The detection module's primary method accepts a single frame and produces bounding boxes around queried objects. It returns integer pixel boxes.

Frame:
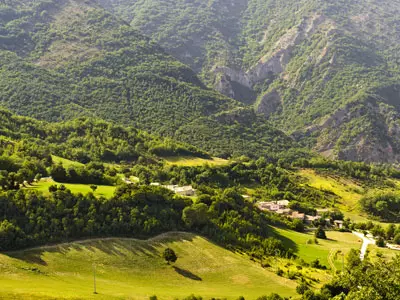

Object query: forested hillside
[100,0,400,163]
[0,0,305,159]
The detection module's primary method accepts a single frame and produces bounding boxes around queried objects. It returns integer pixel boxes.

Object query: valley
[1,0,400,299]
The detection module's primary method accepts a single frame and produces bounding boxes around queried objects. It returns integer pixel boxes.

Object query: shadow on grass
[4,232,196,266]
[268,226,299,254]
[173,266,202,281]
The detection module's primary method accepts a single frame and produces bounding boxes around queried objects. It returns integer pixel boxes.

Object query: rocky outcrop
[256,89,282,118]
[213,14,328,99]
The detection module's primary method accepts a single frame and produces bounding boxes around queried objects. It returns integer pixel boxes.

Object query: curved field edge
[0,232,297,300]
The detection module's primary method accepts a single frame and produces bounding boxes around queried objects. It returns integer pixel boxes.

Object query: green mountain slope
[0,0,303,159]
[99,0,400,163]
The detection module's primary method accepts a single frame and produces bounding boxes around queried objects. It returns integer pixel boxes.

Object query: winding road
[352,231,375,260]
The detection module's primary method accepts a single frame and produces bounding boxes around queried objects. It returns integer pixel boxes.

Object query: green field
[0,233,297,300]
[273,228,361,271]
[52,155,85,168]
[27,180,116,198]
[163,156,230,167]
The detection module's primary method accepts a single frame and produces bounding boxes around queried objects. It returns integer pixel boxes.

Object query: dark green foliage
[310,259,327,270]
[297,282,310,295]
[360,192,400,222]
[346,249,361,269]
[375,237,385,248]
[314,226,327,240]
[162,248,178,264]
[256,294,284,300]
[321,256,400,300]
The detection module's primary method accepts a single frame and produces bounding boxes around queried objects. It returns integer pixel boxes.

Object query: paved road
[352,231,375,260]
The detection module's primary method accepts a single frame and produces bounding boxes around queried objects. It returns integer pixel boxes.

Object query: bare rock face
[256,89,282,118]
[213,14,328,99]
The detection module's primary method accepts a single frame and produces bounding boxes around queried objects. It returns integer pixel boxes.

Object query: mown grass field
[273,228,361,271]
[27,180,116,198]
[0,233,297,300]
[163,156,229,167]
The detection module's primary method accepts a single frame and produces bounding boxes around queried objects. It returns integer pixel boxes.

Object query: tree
[393,233,400,245]
[90,185,98,192]
[376,237,385,248]
[346,249,361,269]
[296,282,310,295]
[315,226,327,239]
[385,224,395,240]
[292,218,305,232]
[163,248,177,264]
[182,203,208,228]
[48,185,58,193]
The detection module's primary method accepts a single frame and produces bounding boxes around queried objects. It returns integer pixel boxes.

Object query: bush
[296,282,310,295]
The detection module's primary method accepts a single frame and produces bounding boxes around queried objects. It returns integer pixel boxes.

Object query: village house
[277,200,290,208]
[161,184,196,196]
[257,200,290,212]
[334,220,344,229]
[276,208,291,215]
[290,211,305,220]
[304,215,321,224]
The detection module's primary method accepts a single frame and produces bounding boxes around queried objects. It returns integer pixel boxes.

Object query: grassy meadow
[27,180,116,198]
[0,233,297,300]
[273,228,362,271]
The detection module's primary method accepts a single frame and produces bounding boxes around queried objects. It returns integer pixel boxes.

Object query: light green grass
[27,180,116,198]
[163,156,229,167]
[0,233,297,300]
[368,245,399,262]
[298,169,400,224]
[299,169,363,213]
[52,155,85,168]
[273,228,361,270]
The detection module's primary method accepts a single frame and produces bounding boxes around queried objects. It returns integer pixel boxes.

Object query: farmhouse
[290,211,305,220]
[334,220,344,229]
[257,200,290,212]
[162,184,196,196]
[304,215,321,224]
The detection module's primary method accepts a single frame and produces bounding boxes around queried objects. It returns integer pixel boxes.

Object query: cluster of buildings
[257,200,344,227]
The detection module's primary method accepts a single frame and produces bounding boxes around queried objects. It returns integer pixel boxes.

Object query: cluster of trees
[316,250,400,300]
[360,192,400,222]
[0,184,295,260]
[49,162,117,185]
[296,157,400,180]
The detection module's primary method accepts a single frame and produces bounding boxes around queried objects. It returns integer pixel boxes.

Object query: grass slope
[0,233,297,300]
[298,168,400,223]
[27,180,116,198]
[51,155,85,168]
[273,228,361,271]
